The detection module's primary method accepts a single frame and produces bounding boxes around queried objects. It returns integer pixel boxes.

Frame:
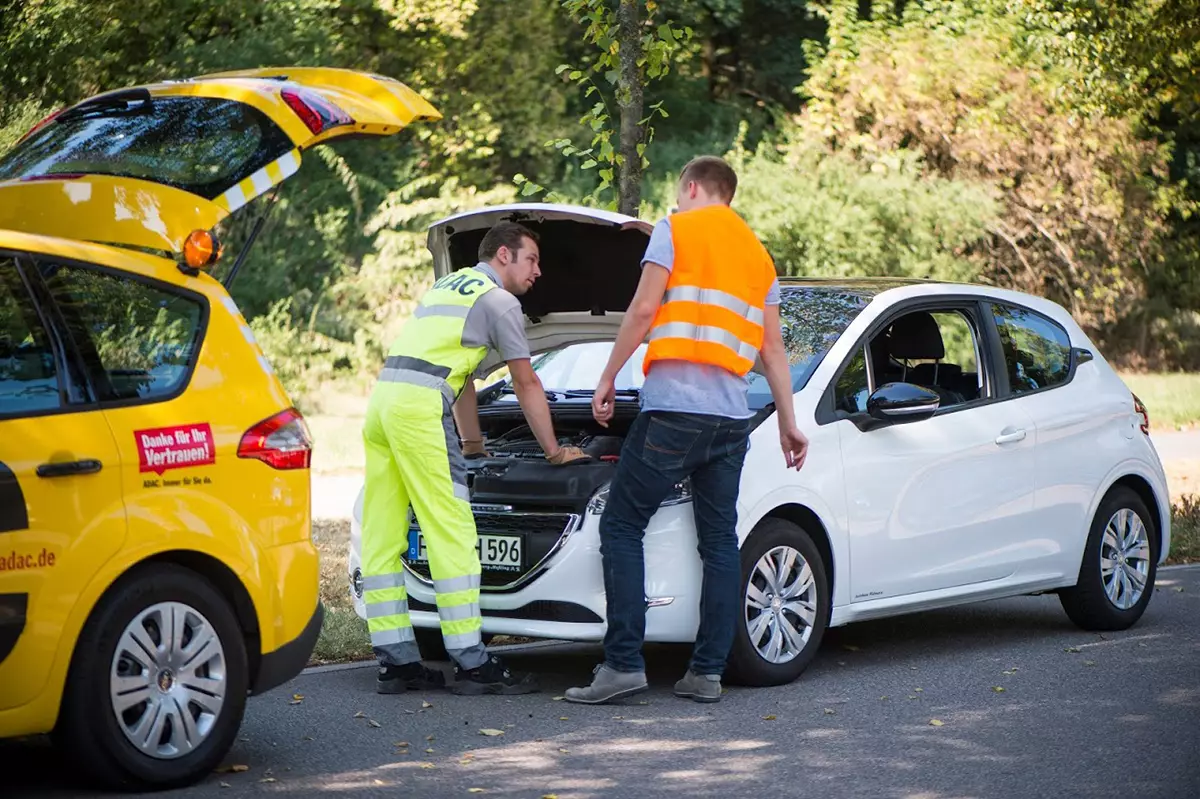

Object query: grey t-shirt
[461,262,530,371]
[640,217,780,420]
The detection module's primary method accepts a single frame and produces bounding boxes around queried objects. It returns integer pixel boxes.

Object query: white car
[348,203,1172,686]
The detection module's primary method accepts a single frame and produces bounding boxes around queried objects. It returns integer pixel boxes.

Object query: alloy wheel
[744,545,819,664]
[1100,508,1151,610]
[109,602,227,759]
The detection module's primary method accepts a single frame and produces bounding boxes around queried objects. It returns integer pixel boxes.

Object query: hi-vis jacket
[643,204,777,377]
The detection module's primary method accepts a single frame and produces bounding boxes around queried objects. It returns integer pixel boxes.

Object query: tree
[517,0,692,214]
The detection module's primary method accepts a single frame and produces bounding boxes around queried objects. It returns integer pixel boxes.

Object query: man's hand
[462,439,489,459]
[547,446,591,465]
[592,375,616,427]
[779,425,809,471]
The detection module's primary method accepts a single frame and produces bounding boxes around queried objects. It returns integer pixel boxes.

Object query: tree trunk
[616,0,644,217]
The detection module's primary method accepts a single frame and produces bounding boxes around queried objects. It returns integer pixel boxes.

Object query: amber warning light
[182,229,222,270]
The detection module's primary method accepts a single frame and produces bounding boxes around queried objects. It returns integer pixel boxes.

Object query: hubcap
[744,545,818,665]
[109,602,227,760]
[1100,508,1151,611]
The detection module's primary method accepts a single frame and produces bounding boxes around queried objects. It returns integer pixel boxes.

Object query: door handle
[994,429,1027,445]
[37,459,103,478]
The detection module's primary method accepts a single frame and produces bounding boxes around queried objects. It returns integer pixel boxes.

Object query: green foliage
[730,139,996,283]
[515,0,693,208]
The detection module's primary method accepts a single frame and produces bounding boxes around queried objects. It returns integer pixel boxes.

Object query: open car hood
[0,67,439,258]
[426,203,652,375]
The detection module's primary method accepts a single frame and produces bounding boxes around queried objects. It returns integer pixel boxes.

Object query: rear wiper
[57,88,153,124]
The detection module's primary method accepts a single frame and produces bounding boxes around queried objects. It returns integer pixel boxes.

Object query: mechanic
[565,156,809,705]
[360,221,590,696]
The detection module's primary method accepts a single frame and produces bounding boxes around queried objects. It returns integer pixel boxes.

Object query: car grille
[404,511,579,589]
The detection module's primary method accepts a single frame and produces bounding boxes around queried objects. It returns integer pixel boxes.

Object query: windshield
[0,95,294,200]
[488,286,872,410]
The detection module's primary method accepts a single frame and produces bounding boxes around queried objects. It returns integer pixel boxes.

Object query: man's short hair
[478,221,539,261]
[679,156,738,202]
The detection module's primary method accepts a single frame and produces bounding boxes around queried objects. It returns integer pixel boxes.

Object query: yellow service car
[0,68,440,790]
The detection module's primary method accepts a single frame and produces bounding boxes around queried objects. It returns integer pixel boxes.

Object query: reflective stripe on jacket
[643,204,777,377]
[379,266,496,401]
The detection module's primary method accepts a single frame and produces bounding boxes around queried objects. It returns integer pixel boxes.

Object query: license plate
[407,530,523,572]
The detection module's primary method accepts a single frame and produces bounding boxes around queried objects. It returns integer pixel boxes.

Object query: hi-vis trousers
[360,380,487,670]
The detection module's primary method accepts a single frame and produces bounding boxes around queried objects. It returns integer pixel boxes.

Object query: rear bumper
[252,600,324,696]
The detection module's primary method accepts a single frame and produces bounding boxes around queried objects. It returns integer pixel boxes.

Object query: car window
[35,261,204,403]
[0,96,294,200]
[833,346,870,414]
[855,306,986,413]
[992,303,1072,394]
[530,342,648,392]
[0,259,60,415]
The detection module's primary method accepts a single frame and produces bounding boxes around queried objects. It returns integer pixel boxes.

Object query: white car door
[825,302,1039,601]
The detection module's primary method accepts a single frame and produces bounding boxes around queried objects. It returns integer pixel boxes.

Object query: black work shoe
[377,662,447,694]
[450,655,540,695]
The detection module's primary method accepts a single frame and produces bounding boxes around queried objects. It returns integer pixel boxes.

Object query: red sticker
[135,423,216,475]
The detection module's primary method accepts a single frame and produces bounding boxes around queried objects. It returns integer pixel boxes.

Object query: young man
[360,221,589,696]
[565,156,808,705]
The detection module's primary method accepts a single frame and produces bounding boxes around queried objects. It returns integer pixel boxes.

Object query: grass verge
[311,519,371,665]
[1119,372,1200,431]
[1168,494,1200,564]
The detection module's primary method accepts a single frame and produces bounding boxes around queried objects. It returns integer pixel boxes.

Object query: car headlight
[587,479,693,515]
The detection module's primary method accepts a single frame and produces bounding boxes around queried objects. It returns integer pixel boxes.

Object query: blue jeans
[599,411,751,676]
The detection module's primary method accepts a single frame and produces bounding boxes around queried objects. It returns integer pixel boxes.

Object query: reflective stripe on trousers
[360,380,487,670]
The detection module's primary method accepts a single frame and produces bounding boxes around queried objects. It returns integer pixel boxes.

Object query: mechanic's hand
[546,445,591,465]
[592,375,616,428]
[462,439,490,459]
[779,426,809,471]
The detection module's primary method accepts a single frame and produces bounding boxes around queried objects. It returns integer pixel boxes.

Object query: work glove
[546,446,591,465]
[462,439,490,459]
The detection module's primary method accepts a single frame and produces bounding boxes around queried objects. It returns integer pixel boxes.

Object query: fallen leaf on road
[404,709,416,715]
[914,687,923,693]
[469,790,487,794]
[929,719,945,727]
[992,686,1006,693]
[217,764,250,774]
[558,748,570,754]
[260,778,277,784]
[421,763,436,770]
[612,715,623,720]
[427,735,436,741]
[823,708,836,715]
[422,701,433,709]
[837,661,846,666]
[910,666,918,671]
[880,696,889,700]
[552,696,565,701]
[908,696,918,700]
[1085,660,1096,666]
[559,716,569,721]
[374,780,386,785]
[219,782,231,788]
[302,736,314,742]
[480,728,505,736]
[543,795,560,799]
[1174,587,1185,593]
[1002,669,1018,676]
[395,741,410,747]
[763,714,777,720]
[638,701,649,705]
[1064,646,1081,653]
[425,748,435,754]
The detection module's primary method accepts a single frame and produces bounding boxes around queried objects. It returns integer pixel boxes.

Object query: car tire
[1059,486,1159,631]
[56,564,249,792]
[726,517,830,687]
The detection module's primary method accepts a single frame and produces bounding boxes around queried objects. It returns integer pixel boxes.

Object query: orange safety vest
[643,204,777,377]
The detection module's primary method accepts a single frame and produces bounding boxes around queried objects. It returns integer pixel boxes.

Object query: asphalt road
[6,565,1199,799]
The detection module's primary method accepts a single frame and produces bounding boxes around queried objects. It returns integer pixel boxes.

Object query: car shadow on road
[2,589,1191,798]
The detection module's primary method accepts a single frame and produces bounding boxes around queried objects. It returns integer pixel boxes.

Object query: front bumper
[252,600,324,695]
[349,501,704,644]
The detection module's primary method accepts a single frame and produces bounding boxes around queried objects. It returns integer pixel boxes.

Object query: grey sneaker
[563,664,648,704]
[673,670,722,703]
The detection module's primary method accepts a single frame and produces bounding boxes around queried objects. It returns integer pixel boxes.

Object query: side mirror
[865,382,941,426]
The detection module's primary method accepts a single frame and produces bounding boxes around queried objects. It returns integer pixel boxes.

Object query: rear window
[0,95,293,200]
[33,260,205,403]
